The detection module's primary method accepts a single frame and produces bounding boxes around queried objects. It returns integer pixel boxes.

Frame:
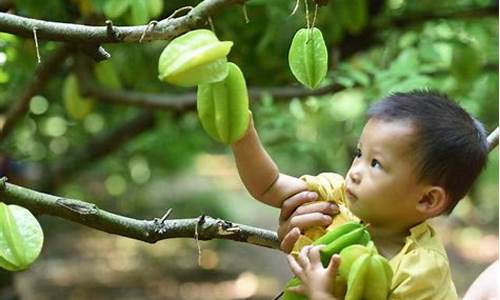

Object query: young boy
[231,90,489,300]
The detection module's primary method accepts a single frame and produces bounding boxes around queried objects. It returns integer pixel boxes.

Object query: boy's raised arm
[231,115,307,208]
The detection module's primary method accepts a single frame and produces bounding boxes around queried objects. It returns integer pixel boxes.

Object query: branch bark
[0,0,247,44]
[0,177,279,249]
[487,127,499,153]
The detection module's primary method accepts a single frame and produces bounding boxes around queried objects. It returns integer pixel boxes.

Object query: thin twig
[242,4,249,23]
[139,20,158,43]
[32,26,40,63]
[291,0,300,16]
[208,16,215,32]
[105,20,119,40]
[195,215,205,266]
[166,6,194,20]
[311,3,318,29]
[305,0,310,29]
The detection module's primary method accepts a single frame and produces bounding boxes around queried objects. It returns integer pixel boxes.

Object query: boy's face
[345,118,427,228]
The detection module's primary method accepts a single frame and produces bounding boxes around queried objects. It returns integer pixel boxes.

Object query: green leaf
[94,61,122,89]
[129,0,149,25]
[63,74,95,120]
[103,0,130,19]
[339,0,367,34]
[348,68,371,87]
[451,44,481,81]
[328,88,366,121]
[145,0,163,18]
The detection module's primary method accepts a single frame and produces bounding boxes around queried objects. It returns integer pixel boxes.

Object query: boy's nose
[348,168,361,184]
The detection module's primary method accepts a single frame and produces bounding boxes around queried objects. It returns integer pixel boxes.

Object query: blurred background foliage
[0,0,498,299]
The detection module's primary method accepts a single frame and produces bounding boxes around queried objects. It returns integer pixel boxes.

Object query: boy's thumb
[280,227,301,253]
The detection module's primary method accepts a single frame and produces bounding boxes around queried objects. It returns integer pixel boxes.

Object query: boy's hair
[367,89,489,214]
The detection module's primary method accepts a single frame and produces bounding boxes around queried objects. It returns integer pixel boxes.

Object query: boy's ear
[416,186,448,217]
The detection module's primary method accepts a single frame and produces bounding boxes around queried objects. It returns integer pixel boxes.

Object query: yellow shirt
[389,222,458,300]
[298,173,458,299]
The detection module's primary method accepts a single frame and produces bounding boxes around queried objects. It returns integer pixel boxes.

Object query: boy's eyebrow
[364,144,387,161]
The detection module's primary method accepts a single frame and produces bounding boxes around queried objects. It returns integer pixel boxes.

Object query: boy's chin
[348,201,367,221]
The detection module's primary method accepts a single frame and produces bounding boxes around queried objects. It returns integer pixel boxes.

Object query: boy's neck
[368,224,414,260]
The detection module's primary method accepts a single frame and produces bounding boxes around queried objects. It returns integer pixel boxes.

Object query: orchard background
[0,0,498,299]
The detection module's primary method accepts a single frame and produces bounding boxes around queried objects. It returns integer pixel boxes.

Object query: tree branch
[0,0,247,45]
[487,127,499,153]
[0,45,71,142]
[0,177,279,249]
[80,81,345,112]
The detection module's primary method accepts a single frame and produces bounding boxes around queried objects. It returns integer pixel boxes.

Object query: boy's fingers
[308,245,323,266]
[326,254,341,278]
[289,213,333,230]
[297,246,311,268]
[280,227,301,253]
[292,201,339,218]
[279,191,318,222]
[287,254,304,277]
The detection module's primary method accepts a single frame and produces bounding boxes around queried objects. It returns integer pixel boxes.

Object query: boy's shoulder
[388,222,458,300]
[404,221,448,258]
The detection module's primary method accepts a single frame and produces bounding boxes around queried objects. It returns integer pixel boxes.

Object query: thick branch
[0,45,70,141]
[80,81,344,112]
[0,0,246,44]
[0,178,279,249]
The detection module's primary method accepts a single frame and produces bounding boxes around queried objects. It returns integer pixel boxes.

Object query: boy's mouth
[345,187,358,201]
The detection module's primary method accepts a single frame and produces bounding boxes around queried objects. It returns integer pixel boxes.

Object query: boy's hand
[278,191,339,253]
[287,245,341,300]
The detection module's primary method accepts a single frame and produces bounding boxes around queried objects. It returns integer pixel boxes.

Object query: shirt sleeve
[389,248,458,300]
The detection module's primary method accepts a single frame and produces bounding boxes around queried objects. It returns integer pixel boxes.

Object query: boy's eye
[371,159,381,168]
[354,148,362,158]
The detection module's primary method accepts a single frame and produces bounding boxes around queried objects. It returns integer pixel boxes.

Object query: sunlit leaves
[102,0,164,25]
[29,95,49,115]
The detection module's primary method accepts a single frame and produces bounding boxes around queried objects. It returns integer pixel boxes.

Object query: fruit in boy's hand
[158,29,233,87]
[197,62,249,144]
[291,173,359,256]
[319,225,370,266]
[283,277,308,300]
[339,244,393,300]
[0,203,44,271]
[288,27,328,90]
